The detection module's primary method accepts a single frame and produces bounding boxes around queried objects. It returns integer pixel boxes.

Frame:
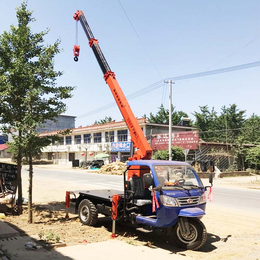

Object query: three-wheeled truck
[66,159,213,250]
[65,10,213,250]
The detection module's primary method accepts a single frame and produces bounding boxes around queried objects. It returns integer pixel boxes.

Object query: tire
[78,199,98,226]
[172,218,207,250]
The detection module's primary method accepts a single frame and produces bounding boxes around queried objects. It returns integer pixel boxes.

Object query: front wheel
[172,218,207,250]
[78,199,98,226]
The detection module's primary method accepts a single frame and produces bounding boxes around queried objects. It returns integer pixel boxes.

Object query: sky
[0,0,259,127]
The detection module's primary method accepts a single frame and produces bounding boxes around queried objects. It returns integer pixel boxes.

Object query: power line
[165,61,260,82]
[117,0,163,79]
[198,125,260,134]
[77,80,164,118]
[78,61,260,119]
[205,36,259,71]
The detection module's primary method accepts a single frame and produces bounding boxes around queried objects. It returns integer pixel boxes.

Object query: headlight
[199,192,207,204]
[159,195,179,207]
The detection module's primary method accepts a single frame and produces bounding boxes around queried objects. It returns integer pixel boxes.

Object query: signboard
[111,141,131,152]
[0,162,18,194]
[151,131,199,150]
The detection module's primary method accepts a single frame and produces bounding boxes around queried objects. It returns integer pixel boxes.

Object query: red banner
[151,131,199,150]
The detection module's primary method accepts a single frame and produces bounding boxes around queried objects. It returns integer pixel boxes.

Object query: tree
[245,146,260,170]
[153,146,185,161]
[193,104,246,143]
[193,105,219,142]
[233,136,248,171]
[94,116,113,125]
[241,114,260,144]
[219,104,246,143]
[0,2,74,221]
[145,104,188,125]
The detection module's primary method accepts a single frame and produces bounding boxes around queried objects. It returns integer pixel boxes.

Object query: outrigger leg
[111,194,121,238]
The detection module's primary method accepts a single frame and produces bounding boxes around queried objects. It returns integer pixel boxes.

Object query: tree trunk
[17,130,23,215]
[241,156,245,171]
[28,151,33,223]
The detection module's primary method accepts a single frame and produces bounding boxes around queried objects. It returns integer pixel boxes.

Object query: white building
[40,118,195,165]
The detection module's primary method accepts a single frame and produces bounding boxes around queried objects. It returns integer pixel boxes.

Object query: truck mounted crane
[65,10,213,250]
[73,10,152,163]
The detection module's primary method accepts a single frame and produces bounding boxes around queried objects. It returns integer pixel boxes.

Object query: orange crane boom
[73,10,152,161]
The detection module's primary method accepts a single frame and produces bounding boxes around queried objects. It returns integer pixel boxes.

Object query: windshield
[154,165,203,188]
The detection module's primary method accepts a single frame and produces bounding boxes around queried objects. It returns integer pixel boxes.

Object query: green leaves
[153,146,185,161]
[245,146,260,170]
[193,104,248,143]
[0,1,74,159]
[94,116,114,125]
[241,114,260,144]
[145,104,188,125]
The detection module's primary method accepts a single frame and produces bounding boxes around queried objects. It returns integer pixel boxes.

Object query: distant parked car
[91,160,104,168]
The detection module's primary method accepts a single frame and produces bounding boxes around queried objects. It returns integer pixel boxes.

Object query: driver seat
[128,176,152,206]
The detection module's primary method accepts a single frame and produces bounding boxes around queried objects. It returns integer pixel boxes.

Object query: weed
[126,240,136,246]
[38,230,44,240]
[46,231,54,242]
[55,235,60,243]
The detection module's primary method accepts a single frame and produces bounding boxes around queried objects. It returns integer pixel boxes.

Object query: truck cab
[125,160,207,228]
[121,159,211,250]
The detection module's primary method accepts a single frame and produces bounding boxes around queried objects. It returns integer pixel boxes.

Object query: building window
[66,136,72,145]
[118,130,128,142]
[59,137,64,145]
[69,153,75,161]
[84,134,91,143]
[94,132,102,143]
[105,131,114,142]
[75,135,81,144]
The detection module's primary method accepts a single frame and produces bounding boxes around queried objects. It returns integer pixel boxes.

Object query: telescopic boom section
[73,10,152,160]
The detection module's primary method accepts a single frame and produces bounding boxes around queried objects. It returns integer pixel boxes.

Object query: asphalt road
[211,186,260,213]
[22,167,260,213]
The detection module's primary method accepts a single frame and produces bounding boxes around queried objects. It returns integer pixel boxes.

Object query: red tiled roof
[0,144,9,151]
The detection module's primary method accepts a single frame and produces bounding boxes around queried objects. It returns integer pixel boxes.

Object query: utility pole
[164,80,174,161]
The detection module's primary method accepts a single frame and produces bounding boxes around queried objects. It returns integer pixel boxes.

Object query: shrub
[153,146,185,161]
[245,146,260,170]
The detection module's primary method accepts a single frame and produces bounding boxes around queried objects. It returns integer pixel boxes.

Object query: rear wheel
[78,199,98,226]
[172,218,207,250]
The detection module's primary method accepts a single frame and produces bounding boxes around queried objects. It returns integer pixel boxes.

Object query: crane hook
[73,45,80,62]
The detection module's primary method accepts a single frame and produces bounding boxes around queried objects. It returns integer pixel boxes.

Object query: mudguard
[178,207,205,217]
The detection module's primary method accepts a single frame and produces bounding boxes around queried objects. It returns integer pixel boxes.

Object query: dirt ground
[2,165,260,260]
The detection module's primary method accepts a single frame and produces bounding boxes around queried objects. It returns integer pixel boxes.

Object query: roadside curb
[0,221,19,239]
[0,249,10,260]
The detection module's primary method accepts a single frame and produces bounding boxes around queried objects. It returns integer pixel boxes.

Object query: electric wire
[165,61,260,82]
[205,36,259,71]
[77,61,260,119]
[117,0,163,79]
[198,125,260,134]
[77,80,164,118]
[161,81,167,105]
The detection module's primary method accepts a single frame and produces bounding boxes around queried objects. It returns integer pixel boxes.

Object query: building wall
[41,128,132,165]
[0,149,11,158]
[40,120,195,165]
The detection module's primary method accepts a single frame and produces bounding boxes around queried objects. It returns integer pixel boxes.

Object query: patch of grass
[38,230,44,239]
[38,230,61,244]
[46,231,54,242]
[126,240,137,246]
[55,235,60,243]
